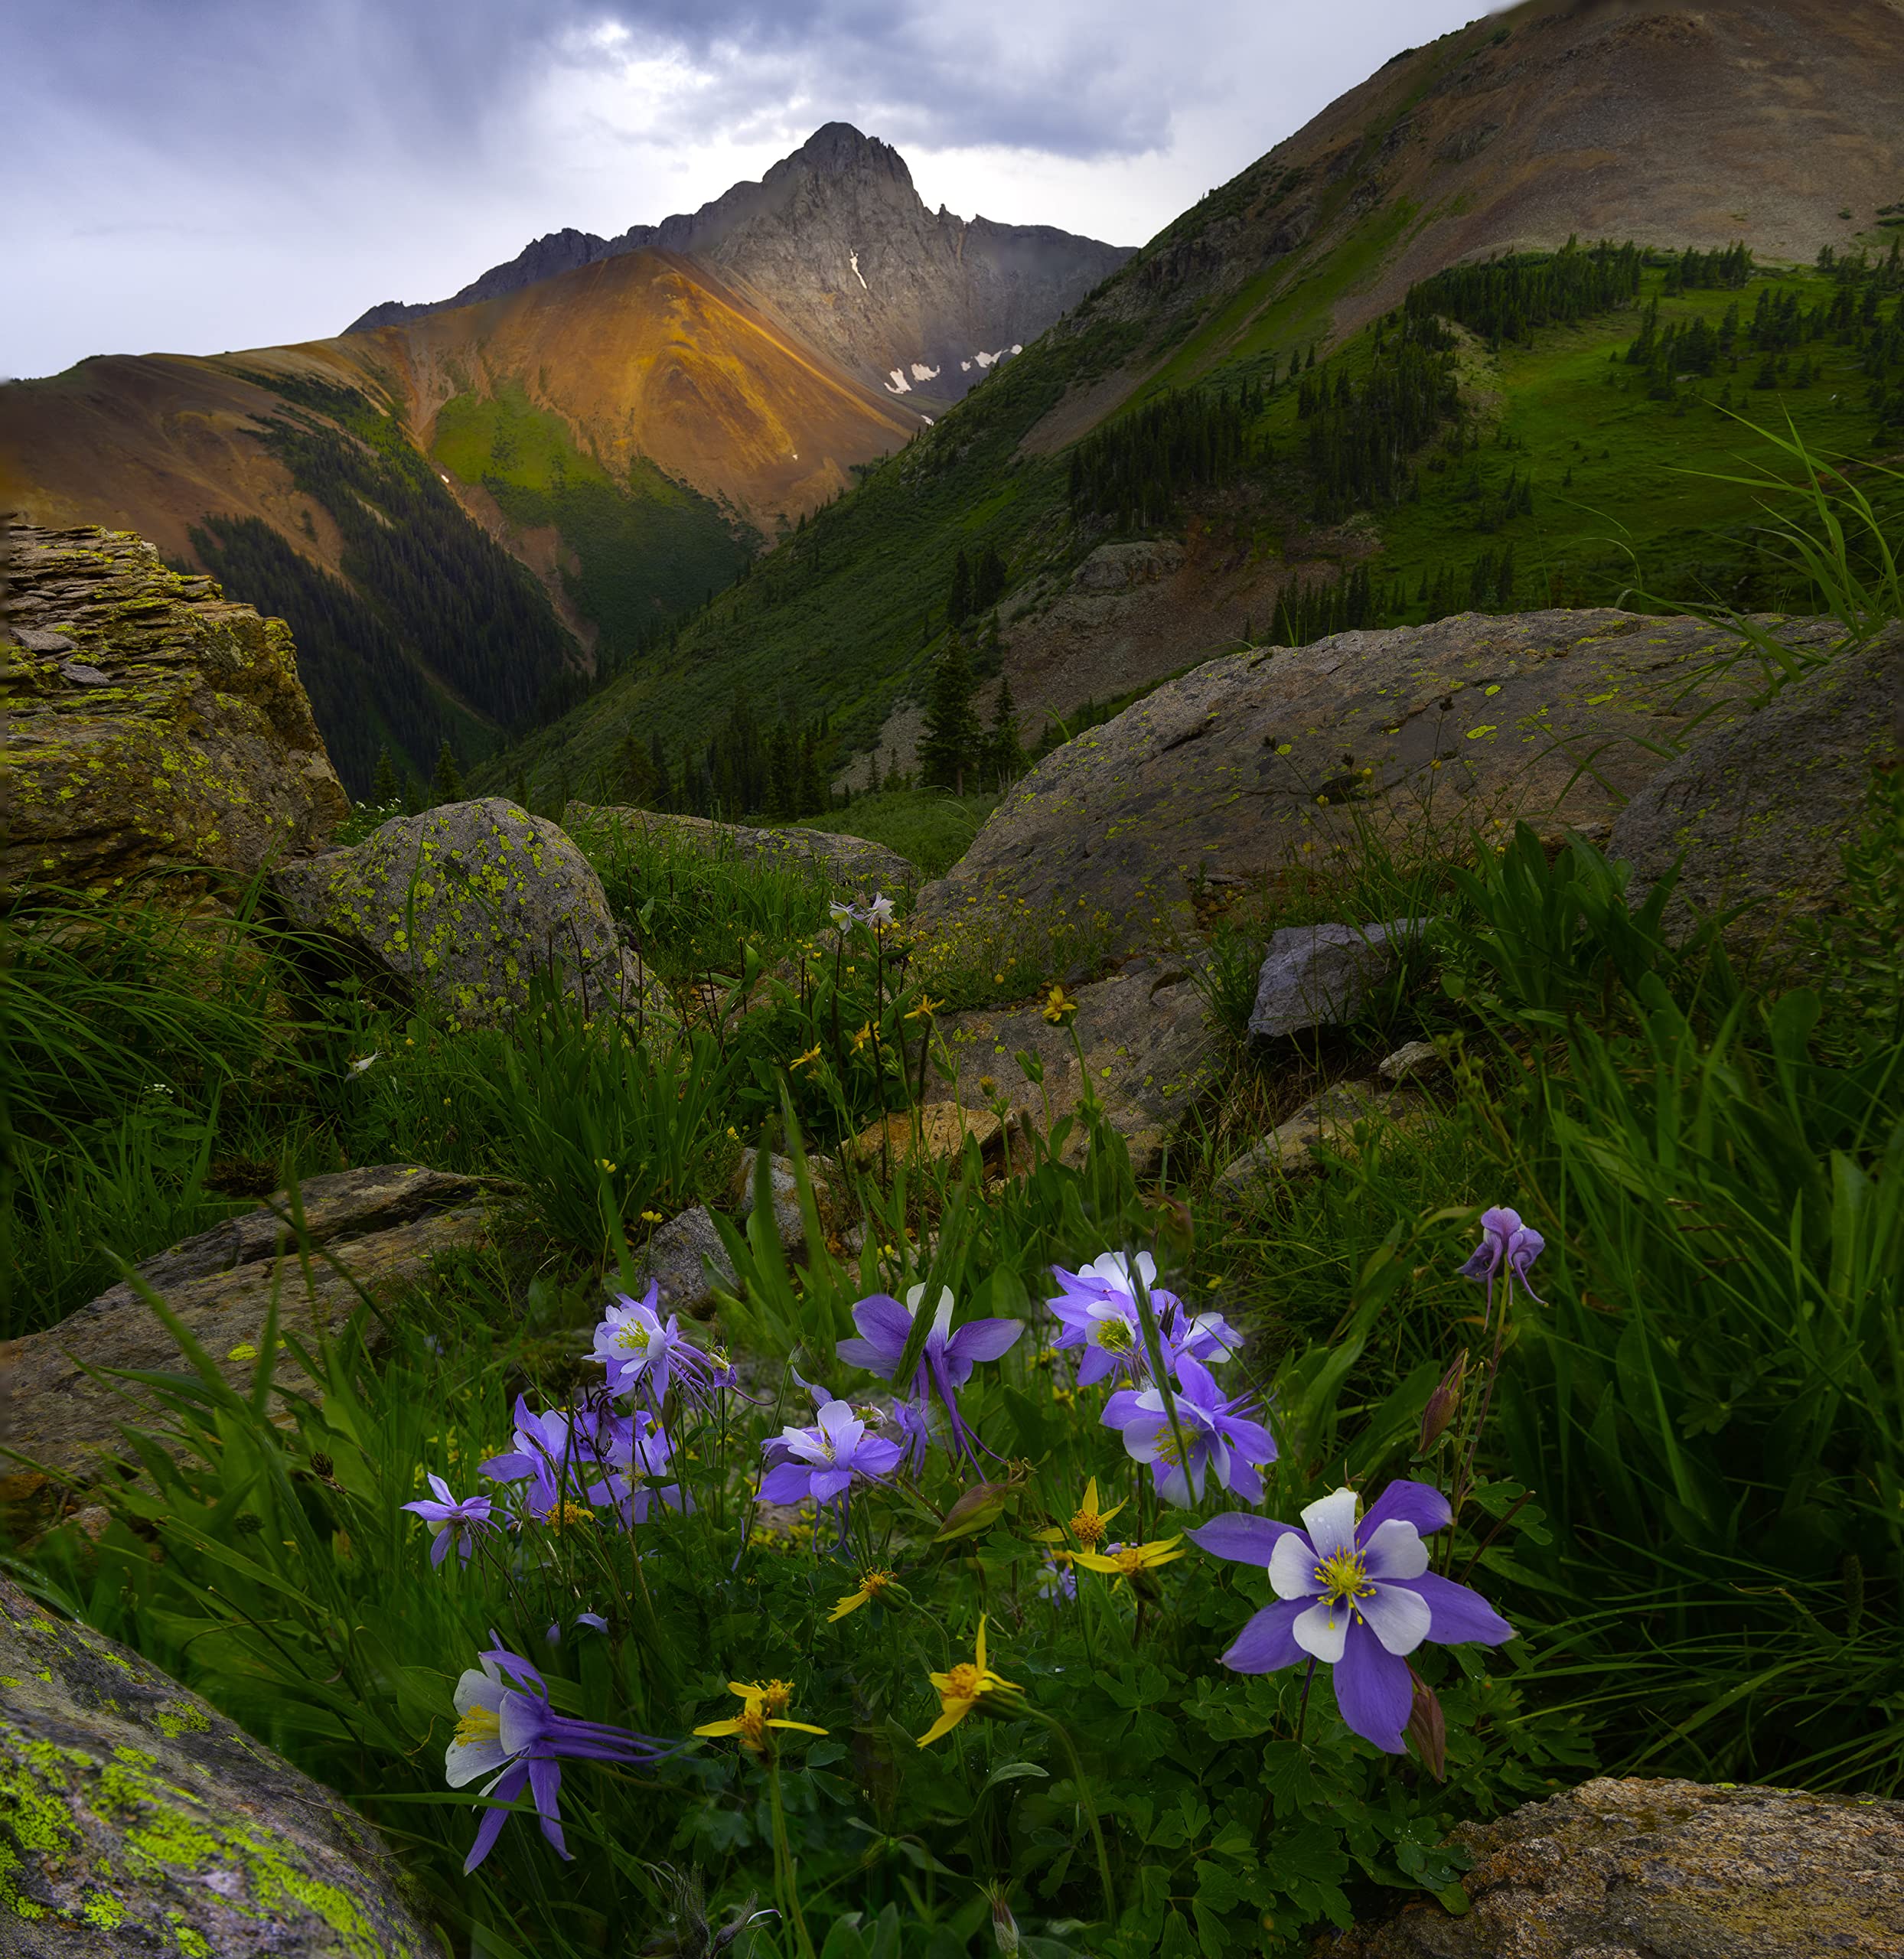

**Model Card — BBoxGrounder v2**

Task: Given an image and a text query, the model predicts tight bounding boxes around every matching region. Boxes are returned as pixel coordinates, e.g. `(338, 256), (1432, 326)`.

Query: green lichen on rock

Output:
(273, 795), (666, 1028)
(0, 1574), (438, 1957)
(2, 520), (348, 899)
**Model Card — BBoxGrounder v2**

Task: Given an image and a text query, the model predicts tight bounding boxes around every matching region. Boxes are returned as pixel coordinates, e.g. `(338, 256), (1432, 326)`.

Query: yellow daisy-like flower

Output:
(918, 1616), (1019, 1749)
(905, 994), (943, 1022)
(1042, 986), (1077, 1025)
(693, 1679), (827, 1758)
(852, 1020), (874, 1054)
(1074, 1535), (1186, 1582)
(790, 1044), (823, 1074)
(827, 1567), (898, 1622)
(1033, 1476), (1126, 1550)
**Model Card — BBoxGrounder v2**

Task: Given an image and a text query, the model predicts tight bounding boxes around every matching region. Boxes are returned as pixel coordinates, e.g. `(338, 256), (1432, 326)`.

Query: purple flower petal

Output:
(1407, 1571), (1516, 1646)
(463, 1764), (527, 1873)
(1357, 1581), (1433, 1656)
(945, 1317), (1024, 1365)
(528, 1756), (569, 1858)
(757, 1463), (813, 1504)
(1187, 1513), (1301, 1567)
(1221, 1599), (1307, 1673)
(1330, 1622), (1414, 1753)
(1357, 1479), (1452, 1543)
(855, 1293), (914, 1351)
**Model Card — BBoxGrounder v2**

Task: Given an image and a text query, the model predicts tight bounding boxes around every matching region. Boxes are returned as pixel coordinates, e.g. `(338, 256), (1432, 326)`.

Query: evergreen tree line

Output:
(1272, 544), (1520, 649)
(917, 633), (1022, 795)
(1405, 239), (1648, 346)
(1299, 318), (1464, 522)
(947, 545), (1008, 624)
(1066, 384), (1268, 530)
(602, 696), (835, 823)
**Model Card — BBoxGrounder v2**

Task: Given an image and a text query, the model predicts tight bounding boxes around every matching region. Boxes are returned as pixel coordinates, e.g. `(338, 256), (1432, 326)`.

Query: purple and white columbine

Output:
(480, 1398), (614, 1522)
(446, 1641), (672, 1873)
(401, 1475), (496, 1569)
(592, 1283), (712, 1407)
(837, 1285), (1022, 1464)
(1459, 1206), (1546, 1321)
(758, 1398), (905, 1511)
(1104, 1352), (1276, 1505)
(1048, 1251), (1239, 1386)
(1189, 1480), (1514, 1754)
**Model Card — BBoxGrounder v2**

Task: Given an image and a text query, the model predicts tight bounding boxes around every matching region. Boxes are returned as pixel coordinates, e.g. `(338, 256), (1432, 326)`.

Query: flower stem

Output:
(765, 1757), (816, 1959)
(1038, 1712), (1117, 1928)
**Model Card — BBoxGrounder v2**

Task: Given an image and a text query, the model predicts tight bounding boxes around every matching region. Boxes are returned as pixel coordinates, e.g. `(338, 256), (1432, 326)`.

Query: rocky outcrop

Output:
(2, 519), (347, 899)
(274, 798), (665, 1029)
(1609, 624), (1904, 954)
(564, 801), (919, 891)
(0, 1575), (436, 1957)
(915, 610), (1842, 961)
(934, 960), (1218, 1175)
(0, 1165), (493, 1483)
(347, 123), (1131, 404)
(1218, 1078), (1434, 1190)
(1319, 1775), (1904, 1958)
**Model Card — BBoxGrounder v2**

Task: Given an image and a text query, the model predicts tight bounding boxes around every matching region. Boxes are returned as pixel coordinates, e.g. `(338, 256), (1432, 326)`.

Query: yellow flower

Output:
(852, 1020), (873, 1054)
(791, 1044), (823, 1073)
(640, 1208), (663, 1224)
(693, 1679), (827, 1757)
(1034, 1476), (1126, 1550)
(828, 1567), (900, 1622)
(1074, 1535), (1187, 1582)
(905, 994), (943, 1022)
(918, 1616), (1019, 1748)
(1042, 986), (1077, 1025)
(598, 1158), (618, 1174)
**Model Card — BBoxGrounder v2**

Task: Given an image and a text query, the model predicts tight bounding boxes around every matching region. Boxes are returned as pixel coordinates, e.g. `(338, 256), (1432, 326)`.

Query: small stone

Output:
(67, 1504), (112, 1542)
(15, 624), (75, 652)
(853, 1103), (1004, 1168)
(1247, 919), (1426, 1039)
(1377, 1038), (1444, 1084)
(58, 660), (111, 685)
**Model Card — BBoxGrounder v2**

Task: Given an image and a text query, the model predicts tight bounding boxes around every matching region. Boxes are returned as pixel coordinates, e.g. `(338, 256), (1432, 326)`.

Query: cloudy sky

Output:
(7, 0), (1505, 381)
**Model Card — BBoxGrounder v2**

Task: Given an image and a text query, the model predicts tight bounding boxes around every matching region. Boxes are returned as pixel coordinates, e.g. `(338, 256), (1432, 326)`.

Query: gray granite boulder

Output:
(1610, 624), (1903, 954)
(1248, 919), (1426, 1038)
(1319, 1775), (1904, 1959)
(274, 798), (664, 1028)
(0, 1575), (437, 1956)
(913, 608), (1841, 960)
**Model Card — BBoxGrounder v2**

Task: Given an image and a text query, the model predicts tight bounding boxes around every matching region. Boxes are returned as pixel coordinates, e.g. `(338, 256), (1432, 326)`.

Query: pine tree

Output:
(432, 739), (464, 806)
(615, 727), (660, 807)
(373, 745), (398, 806)
(513, 768), (531, 813)
(948, 549), (973, 625)
(986, 678), (1023, 787)
(919, 637), (983, 794)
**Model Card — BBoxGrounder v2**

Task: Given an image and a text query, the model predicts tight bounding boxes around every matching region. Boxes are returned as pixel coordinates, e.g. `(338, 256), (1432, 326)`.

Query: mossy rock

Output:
(0, 1576), (439, 1957)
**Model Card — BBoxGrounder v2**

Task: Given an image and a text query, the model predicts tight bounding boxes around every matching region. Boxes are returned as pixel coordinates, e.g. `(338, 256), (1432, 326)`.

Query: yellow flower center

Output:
(1097, 1321), (1133, 1353)
(736, 1707), (768, 1753)
(1071, 1508), (1108, 1547)
(454, 1704), (501, 1749)
(944, 1662), (982, 1701)
(548, 1502), (595, 1531)
(1113, 1547), (1145, 1576)
(615, 1324), (652, 1353)
(1313, 1547), (1375, 1608)
(862, 1569), (894, 1599)
(761, 1679), (794, 1716)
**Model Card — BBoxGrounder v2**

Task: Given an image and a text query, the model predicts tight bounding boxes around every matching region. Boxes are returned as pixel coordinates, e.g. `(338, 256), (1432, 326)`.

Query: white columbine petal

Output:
(1358, 1582), (1433, 1656)
(1292, 1599), (1350, 1664)
(1361, 1517), (1430, 1582)
(1267, 1530), (1319, 1600)
(1299, 1487), (1361, 1563)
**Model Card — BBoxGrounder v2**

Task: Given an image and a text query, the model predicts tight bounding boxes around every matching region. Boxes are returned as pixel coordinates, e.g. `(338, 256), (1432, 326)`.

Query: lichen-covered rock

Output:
(564, 800), (920, 891)
(1609, 624), (1904, 954)
(2, 518), (347, 898)
(0, 1575), (438, 1957)
(1217, 1078), (1433, 1190)
(273, 798), (664, 1028)
(1317, 1775), (1904, 1958)
(915, 609), (1841, 959)
(0, 1165), (492, 1483)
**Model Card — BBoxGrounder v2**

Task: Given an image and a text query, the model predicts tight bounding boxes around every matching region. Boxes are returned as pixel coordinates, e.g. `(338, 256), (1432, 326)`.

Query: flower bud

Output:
(1418, 1351), (1466, 1452)
(990, 1891), (1020, 1955)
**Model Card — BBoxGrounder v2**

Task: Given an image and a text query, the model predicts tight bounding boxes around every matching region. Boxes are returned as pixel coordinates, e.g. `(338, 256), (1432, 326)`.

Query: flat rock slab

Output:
(1320, 1775), (1904, 1959)
(0, 1575), (436, 1957)
(565, 802), (919, 892)
(3, 520), (347, 901)
(1610, 623), (1903, 956)
(915, 608), (1841, 960)
(275, 797), (664, 1030)
(0, 1165), (491, 1482)
(1218, 1079), (1433, 1190)
(937, 960), (1218, 1175)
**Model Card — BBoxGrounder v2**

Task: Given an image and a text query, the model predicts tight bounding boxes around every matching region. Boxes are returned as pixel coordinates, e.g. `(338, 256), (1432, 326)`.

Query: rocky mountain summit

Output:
(348, 122), (1132, 403)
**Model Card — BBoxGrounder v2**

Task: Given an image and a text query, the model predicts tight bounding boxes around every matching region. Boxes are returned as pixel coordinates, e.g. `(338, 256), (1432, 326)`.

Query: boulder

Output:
(1609, 624), (1904, 954)
(273, 798), (664, 1029)
(2, 519), (347, 899)
(1071, 540), (1187, 595)
(1217, 1078), (1431, 1190)
(564, 801), (919, 892)
(1377, 1039), (1446, 1084)
(0, 1574), (436, 1957)
(850, 1105), (1007, 1171)
(1319, 1775), (1904, 1958)
(0, 1165), (493, 1483)
(935, 960), (1218, 1175)
(1248, 919), (1425, 1039)
(914, 609), (1841, 960)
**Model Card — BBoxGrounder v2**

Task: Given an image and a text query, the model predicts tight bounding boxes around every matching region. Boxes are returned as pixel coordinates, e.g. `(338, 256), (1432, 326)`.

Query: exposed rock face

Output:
(2, 519), (347, 898)
(1217, 1078), (1433, 1190)
(1248, 920), (1426, 1039)
(935, 960), (1218, 1175)
(564, 801), (919, 891)
(0, 1575), (436, 1957)
(347, 123), (1130, 403)
(273, 798), (664, 1028)
(916, 609), (1841, 960)
(0, 1165), (492, 1482)
(1319, 1775), (1904, 1958)
(1609, 624), (1904, 954)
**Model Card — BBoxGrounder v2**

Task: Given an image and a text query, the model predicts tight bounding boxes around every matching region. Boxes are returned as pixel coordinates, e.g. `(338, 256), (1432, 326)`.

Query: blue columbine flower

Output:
(481, 1397), (618, 1523)
(757, 1399), (904, 1509)
(1459, 1206), (1546, 1321)
(445, 1640), (672, 1872)
(401, 1475), (496, 1568)
(836, 1284), (1022, 1465)
(1048, 1252), (1240, 1385)
(1189, 1480), (1514, 1754)
(1103, 1352), (1276, 1504)
(592, 1283), (714, 1407)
